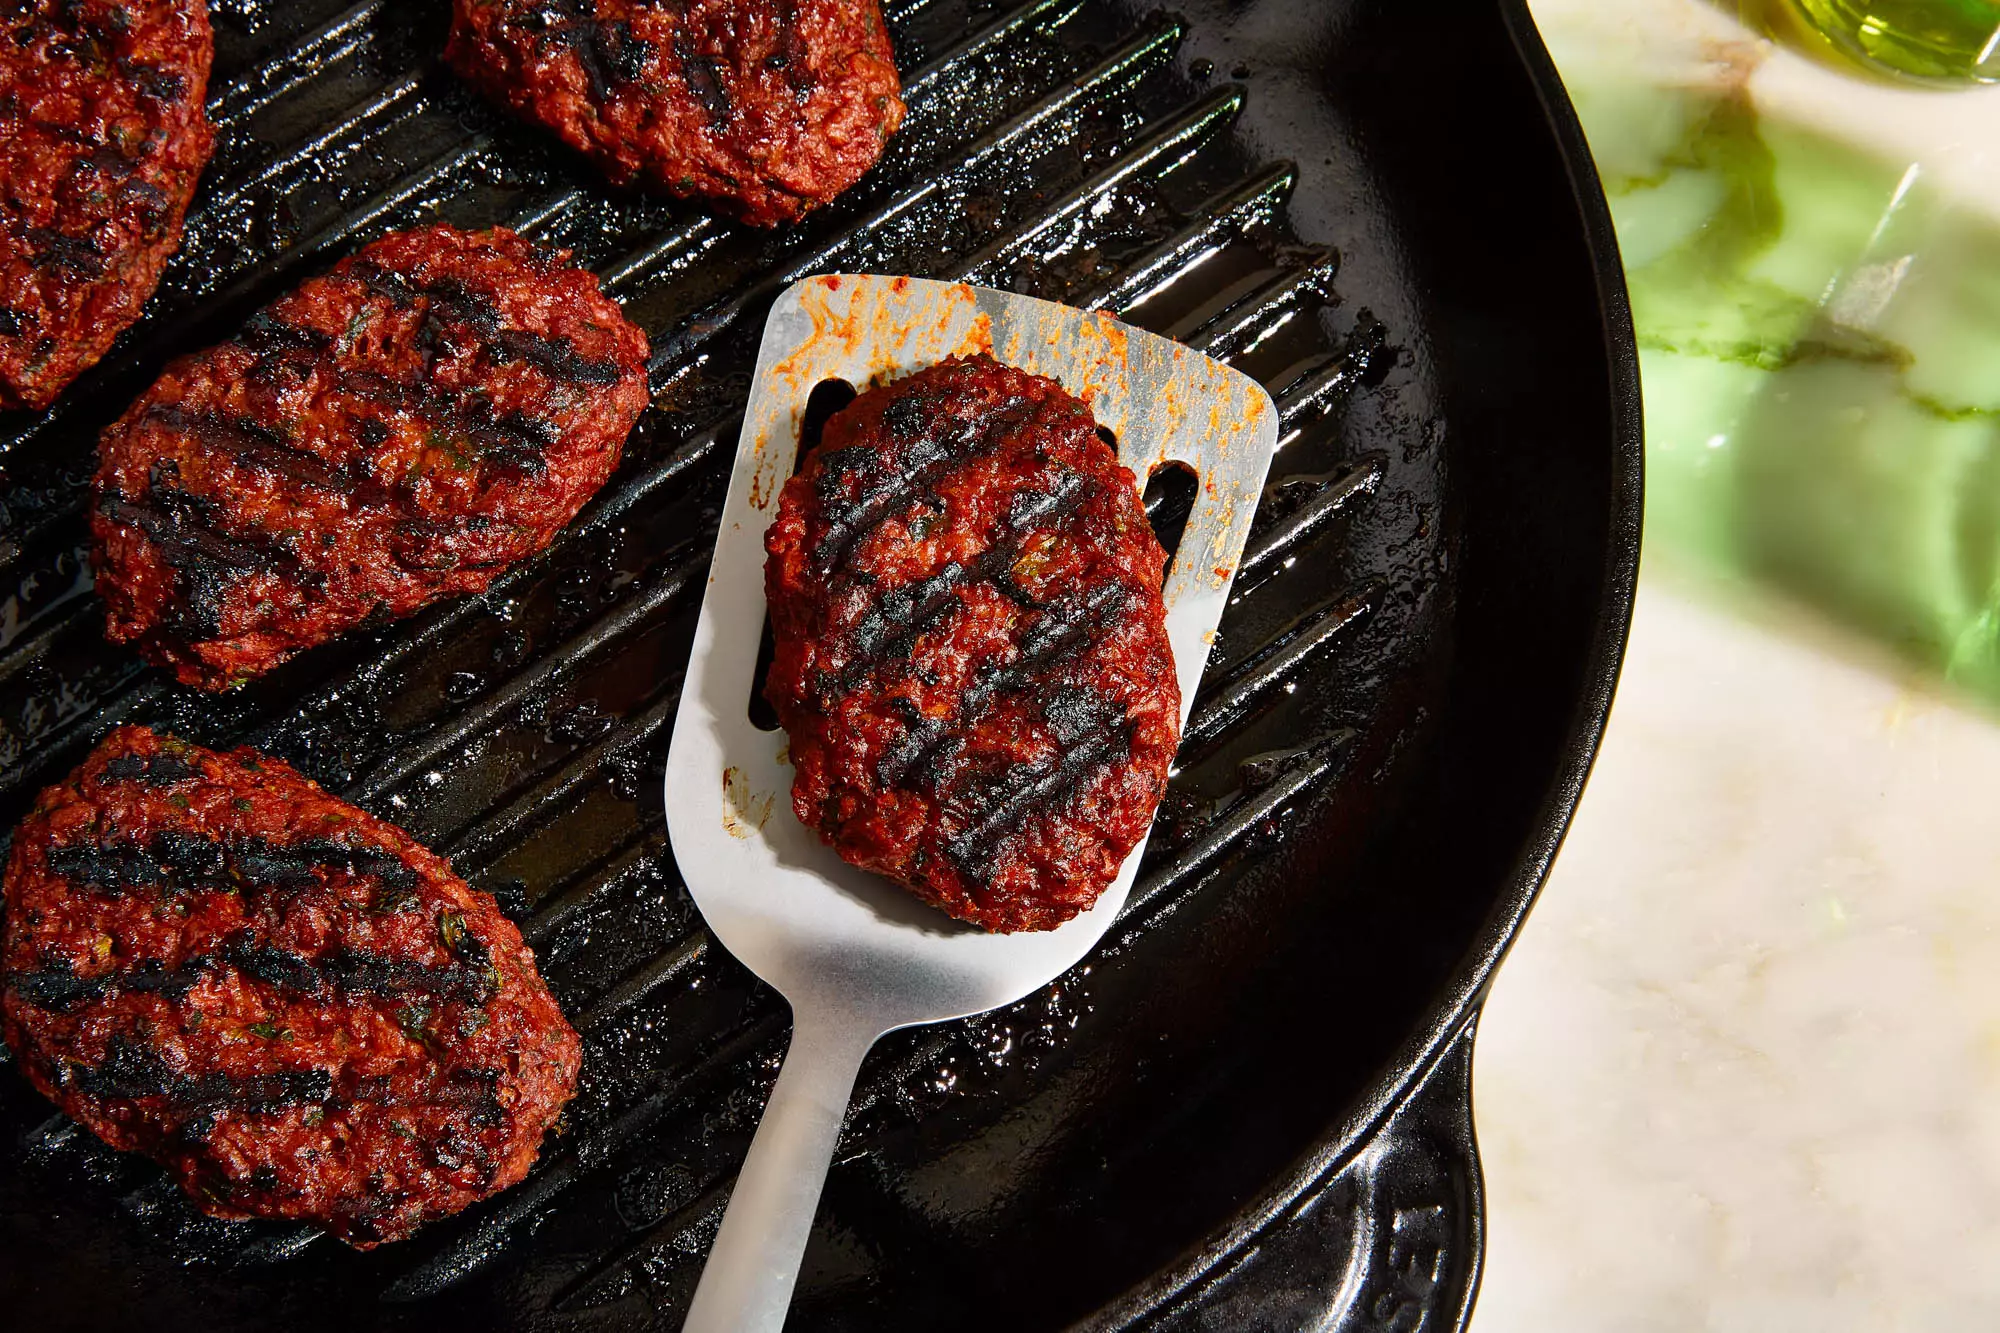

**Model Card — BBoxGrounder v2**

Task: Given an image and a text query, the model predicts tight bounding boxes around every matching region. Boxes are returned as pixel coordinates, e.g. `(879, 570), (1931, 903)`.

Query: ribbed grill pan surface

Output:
(0, 1), (1640, 1328)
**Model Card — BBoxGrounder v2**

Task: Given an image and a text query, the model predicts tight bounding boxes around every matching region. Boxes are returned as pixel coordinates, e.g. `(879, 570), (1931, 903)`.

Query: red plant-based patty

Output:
(764, 355), (1180, 932)
(91, 223), (651, 691)
(447, 0), (905, 227)
(0, 726), (582, 1248)
(0, 0), (215, 409)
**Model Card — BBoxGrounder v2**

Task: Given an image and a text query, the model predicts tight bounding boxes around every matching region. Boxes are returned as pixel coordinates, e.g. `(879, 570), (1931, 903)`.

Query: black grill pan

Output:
(0, 0), (1641, 1327)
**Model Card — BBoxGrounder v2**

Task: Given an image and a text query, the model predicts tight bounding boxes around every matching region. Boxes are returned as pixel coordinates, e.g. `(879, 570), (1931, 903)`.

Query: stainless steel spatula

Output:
(664, 274), (1278, 1331)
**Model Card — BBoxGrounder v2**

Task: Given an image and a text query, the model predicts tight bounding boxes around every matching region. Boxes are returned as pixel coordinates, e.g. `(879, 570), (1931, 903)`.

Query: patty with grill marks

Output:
(0, 726), (582, 1248)
(763, 355), (1180, 932)
(447, 0), (904, 228)
(0, 0), (214, 410)
(90, 224), (650, 690)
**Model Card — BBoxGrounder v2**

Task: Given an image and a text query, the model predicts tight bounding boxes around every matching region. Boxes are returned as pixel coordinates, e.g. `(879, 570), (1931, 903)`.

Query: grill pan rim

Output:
(1075, 0), (1645, 1324)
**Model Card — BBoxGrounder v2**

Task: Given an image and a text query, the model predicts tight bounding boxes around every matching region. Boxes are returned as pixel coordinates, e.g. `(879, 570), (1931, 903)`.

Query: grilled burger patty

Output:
(763, 355), (1180, 932)
(0, 0), (214, 410)
(0, 726), (582, 1247)
(91, 223), (651, 691)
(446, 0), (905, 228)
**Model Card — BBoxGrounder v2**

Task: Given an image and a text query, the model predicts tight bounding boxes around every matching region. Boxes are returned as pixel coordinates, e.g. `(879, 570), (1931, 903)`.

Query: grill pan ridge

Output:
(0, 2), (1641, 1330)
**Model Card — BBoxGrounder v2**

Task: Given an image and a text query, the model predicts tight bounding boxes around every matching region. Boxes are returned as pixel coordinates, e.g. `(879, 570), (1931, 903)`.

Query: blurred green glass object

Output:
(1547, 25), (2000, 706)
(1790, 0), (2000, 82)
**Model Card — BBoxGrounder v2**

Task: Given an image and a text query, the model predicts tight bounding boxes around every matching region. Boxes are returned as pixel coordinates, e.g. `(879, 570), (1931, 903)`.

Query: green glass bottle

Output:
(1790, 0), (2000, 82)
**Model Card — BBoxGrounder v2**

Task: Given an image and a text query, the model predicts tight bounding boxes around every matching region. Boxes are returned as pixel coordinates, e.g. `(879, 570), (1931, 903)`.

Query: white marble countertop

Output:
(1476, 582), (2000, 1329)
(1475, 2), (2000, 1327)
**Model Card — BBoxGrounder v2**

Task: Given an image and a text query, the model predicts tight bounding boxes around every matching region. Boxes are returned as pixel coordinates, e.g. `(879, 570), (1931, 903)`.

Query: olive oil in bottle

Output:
(1790, 0), (2000, 82)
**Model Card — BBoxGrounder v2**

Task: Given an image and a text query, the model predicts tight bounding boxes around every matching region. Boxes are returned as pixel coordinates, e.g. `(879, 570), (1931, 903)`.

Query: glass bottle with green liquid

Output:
(1790, 0), (2000, 82)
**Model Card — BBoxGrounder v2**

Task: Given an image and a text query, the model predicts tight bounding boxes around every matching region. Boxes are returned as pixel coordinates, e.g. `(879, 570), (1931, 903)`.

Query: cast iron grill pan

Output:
(0, 1), (1640, 1329)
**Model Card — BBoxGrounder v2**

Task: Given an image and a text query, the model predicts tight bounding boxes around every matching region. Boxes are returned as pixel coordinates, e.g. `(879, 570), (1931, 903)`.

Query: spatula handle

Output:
(683, 1008), (880, 1333)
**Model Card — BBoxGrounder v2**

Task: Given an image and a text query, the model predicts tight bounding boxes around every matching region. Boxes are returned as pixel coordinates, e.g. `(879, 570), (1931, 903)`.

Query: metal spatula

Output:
(663, 274), (1278, 1331)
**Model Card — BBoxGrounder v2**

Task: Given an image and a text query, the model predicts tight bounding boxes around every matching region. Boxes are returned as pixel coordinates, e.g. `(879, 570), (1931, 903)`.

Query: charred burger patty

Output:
(0, 726), (582, 1247)
(90, 223), (651, 691)
(447, 0), (905, 227)
(0, 0), (215, 409)
(763, 355), (1180, 932)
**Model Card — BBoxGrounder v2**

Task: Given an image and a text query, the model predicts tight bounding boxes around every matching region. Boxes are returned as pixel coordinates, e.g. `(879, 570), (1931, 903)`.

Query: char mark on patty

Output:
(44, 831), (420, 899)
(674, 33), (732, 126)
(97, 749), (196, 787)
(23, 225), (106, 277)
(767, 0), (815, 94)
(146, 404), (359, 497)
(220, 934), (326, 996)
(101, 484), (292, 579)
(321, 948), (498, 1004)
(351, 258), (422, 308)
(514, 0), (652, 99)
(222, 937), (497, 1005)
(336, 367), (560, 479)
(205, 334), (561, 485)
(13, 927), (496, 1024)
(943, 708), (1134, 878)
(490, 326), (626, 384)
(810, 393), (1046, 573)
(70, 138), (141, 180)
(11, 930), (496, 1015)
(346, 259), (622, 384)
(46, 828), (225, 892)
(816, 469), (1104, 708)
(119, 176), (171, 227)
(100, 481), (314, 639)
(231, 837), (422, 892)
(236, 308), (333, 359)
(118, 57), (186, 105)
(59, 1037), (332, 1117)
(312, 260), (617, 474)
(871, 580), (1137, 791)
(9, 956), (206, 1011)
(578, 17), (653, 98)
(838, 559), (971, 681)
